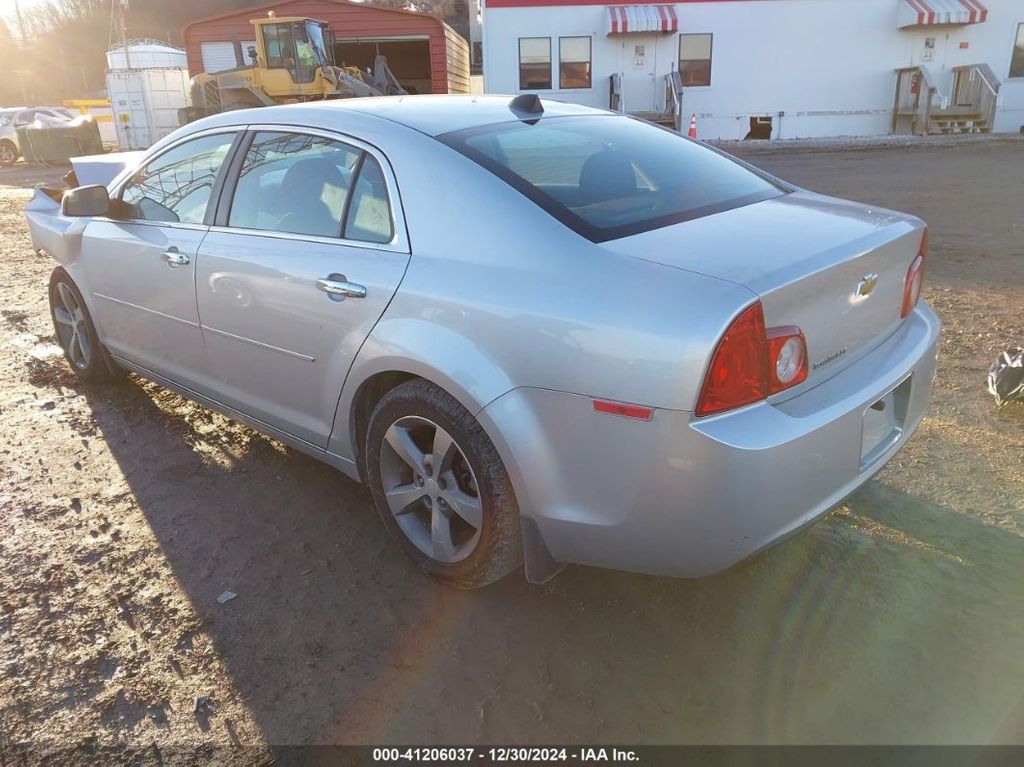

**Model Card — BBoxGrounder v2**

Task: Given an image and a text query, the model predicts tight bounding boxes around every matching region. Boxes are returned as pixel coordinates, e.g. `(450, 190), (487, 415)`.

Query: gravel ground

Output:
(0, 141), (1022, 759)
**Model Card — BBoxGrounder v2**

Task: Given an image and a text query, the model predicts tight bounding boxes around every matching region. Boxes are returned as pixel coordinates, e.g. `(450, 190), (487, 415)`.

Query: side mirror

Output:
(62, 185), (110, 217)
(247, 46), (258, 64)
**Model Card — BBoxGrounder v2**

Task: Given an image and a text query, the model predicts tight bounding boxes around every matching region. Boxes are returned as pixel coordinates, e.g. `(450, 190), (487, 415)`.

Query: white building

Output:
(481, 0), (1024, 139)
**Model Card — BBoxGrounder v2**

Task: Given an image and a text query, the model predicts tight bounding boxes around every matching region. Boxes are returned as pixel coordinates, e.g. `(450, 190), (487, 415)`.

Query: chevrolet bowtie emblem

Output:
(856, 273), (879, 298)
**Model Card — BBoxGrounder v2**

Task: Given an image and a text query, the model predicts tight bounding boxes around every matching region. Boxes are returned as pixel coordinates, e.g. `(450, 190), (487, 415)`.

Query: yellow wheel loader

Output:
(182, 15), (406, 122)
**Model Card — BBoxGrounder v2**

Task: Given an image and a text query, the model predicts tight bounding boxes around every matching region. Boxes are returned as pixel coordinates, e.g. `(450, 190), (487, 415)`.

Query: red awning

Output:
(898, 0), (988, 27)
(607, 5), (679, 35)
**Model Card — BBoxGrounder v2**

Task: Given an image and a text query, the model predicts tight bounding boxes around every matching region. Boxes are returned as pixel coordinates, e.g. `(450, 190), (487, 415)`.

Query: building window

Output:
(679, 33), (713, 87)
(1011, 23), (1024, 78)
(519, 37), (551, 90)
(559, 36), (592, 89)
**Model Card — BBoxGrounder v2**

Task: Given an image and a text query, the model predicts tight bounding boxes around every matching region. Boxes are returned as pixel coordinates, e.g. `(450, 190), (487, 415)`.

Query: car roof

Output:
(207, 95), (612, 138)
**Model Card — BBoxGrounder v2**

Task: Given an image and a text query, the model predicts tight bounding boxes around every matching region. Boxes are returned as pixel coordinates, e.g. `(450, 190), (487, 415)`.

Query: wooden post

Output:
(921, 85), (934, 136)
(892, 70), (902, 134)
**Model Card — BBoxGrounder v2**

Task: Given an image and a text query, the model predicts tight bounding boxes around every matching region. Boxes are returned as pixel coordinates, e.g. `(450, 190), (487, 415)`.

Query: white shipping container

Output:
(106, 68), (190, 150)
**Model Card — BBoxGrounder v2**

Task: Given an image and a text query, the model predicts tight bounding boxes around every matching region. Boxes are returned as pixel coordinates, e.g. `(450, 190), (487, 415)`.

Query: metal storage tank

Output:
(106, 40), (190, 150)
(107, 41), (188, 70)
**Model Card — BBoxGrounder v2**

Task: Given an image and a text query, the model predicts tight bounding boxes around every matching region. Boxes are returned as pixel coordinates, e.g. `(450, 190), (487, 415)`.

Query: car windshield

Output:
(440, 115), (785, 242)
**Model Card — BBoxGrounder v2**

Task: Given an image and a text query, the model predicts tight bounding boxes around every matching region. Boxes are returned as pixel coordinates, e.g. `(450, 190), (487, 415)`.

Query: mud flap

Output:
(521, 516), (566, 584)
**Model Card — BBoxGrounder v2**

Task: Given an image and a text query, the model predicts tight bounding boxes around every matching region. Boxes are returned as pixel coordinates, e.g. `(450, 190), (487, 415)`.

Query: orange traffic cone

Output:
(687, 113), (698, 139)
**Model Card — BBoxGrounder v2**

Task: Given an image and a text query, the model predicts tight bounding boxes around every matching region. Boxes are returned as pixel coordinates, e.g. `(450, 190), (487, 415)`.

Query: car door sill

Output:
(110, 354), (361, 482)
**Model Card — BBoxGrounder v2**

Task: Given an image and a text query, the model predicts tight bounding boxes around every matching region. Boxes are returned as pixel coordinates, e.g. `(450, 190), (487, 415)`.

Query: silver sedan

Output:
(26, 95), (940, 588)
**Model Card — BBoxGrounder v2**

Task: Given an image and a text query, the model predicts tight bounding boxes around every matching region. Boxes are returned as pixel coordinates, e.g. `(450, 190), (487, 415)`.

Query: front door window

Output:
(120, 133), (236, 224)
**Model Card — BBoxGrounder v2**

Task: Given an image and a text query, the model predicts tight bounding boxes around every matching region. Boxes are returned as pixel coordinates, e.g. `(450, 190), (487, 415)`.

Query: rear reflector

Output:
(592, 399), (654, 420)
(901, 230), (927, 319)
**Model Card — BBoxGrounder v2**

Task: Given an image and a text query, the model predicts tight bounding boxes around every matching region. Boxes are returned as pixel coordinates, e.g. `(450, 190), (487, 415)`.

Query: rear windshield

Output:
(439, 115), (785, 242)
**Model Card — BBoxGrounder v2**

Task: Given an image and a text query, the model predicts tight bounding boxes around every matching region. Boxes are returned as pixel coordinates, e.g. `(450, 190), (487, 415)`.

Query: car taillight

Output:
(901, 229), (927, 319)
(696, 303), (767, 416)
(767, 327), (808, 393)
(696, 302), (808, 417)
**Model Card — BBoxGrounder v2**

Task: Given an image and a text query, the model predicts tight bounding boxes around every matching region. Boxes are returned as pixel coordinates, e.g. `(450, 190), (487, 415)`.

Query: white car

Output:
(0, 106), (77, 165)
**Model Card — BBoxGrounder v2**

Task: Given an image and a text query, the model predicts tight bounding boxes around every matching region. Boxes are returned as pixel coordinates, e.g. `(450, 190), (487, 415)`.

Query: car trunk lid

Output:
(601, 191), (926, 388)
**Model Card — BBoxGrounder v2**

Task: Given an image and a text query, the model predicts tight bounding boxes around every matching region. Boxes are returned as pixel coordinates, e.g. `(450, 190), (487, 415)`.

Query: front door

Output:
(195, 129), (410, 448)
(78, 131), (239, 388)
(621, 36), (659, 113)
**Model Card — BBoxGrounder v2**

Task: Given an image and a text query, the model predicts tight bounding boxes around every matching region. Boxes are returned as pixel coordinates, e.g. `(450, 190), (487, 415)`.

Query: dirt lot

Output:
(1, 140), (1022, 756)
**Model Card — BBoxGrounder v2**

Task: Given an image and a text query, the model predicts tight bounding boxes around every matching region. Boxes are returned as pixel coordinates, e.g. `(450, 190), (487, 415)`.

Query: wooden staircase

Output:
(630, 111), (678, 128)
(610, 72), (684, 132)
(928, 112), (990, 135)
(893, 64), (999, 137)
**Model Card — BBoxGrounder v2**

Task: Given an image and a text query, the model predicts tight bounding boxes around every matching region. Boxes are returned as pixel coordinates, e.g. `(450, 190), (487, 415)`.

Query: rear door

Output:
(195, 128), (410, 447)
(77, 130), (240, 389)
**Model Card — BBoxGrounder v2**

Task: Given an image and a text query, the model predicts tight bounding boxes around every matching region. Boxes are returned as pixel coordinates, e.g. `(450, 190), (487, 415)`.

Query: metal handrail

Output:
(950, 64), (1000, 132)
(609, 72), (623, 112)
(915, 66), (941, 96)
(961, 63), (1002, 94)
(664, 71), (683, 131)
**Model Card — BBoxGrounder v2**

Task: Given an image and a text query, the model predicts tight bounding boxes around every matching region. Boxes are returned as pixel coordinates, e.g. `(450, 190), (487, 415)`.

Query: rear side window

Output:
(440, 115), (784, 242)
(120, 133), (236, 224)
(343, 151), (394, 244)
(227, 131), (393, 242)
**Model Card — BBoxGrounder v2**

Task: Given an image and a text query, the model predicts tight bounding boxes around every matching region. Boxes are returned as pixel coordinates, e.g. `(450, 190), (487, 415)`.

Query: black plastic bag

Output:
(987, 347), (1024, 407)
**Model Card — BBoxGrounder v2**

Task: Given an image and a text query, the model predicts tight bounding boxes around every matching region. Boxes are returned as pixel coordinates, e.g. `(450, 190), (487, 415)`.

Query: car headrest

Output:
(281, 157), (345, 199)
(578, 150), (637, 205)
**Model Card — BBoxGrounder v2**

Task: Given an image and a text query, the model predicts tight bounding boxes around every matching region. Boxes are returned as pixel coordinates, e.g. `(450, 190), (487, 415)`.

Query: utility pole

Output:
(118, 0), (131, 70)
(16, 71), (29, 107)
(13, 1), (30, 104)
(13, 0), (28, 44)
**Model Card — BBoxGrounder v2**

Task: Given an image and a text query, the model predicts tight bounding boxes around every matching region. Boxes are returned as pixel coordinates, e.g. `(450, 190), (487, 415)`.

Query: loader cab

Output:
(253, 16), (336, 90)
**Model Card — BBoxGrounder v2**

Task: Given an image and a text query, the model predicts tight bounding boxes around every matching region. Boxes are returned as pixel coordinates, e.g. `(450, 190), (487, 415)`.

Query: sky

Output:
(0, 0), (51, 27)
(0, 0), (50, 10)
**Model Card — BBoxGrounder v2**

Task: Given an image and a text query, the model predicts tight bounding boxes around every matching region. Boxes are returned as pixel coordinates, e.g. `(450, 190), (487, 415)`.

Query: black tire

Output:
(0, 140), (17, 166)
(365, 379), (523, 588)
(48, 267), (123, 383)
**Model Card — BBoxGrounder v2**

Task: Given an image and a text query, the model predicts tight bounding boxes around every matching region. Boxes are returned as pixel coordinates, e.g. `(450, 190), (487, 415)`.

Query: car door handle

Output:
(161, 250), (190, 266)
(316, 277), (366, 299)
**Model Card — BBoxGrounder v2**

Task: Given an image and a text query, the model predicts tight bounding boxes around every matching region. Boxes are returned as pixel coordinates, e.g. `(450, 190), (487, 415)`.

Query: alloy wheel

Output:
(379, 415), (483, 563)
(52, 282), (92, 370)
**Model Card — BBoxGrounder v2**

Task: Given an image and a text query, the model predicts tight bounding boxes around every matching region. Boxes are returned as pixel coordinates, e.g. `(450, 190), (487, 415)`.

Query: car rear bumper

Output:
(478, 301), (940, 580)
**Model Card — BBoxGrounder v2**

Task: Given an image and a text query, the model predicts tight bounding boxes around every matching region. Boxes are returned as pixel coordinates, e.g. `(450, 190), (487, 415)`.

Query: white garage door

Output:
(201, 42), (238, 73)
